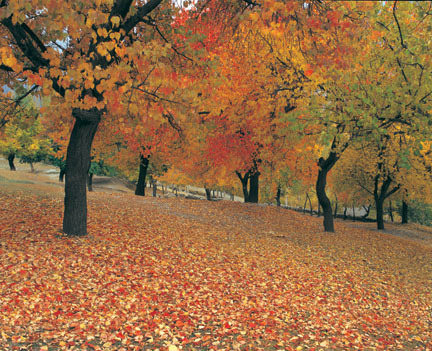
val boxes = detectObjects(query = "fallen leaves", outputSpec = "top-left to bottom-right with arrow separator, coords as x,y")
0,179 -> 431,350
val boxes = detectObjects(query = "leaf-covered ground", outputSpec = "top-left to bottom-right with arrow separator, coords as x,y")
0,171 -> 431,350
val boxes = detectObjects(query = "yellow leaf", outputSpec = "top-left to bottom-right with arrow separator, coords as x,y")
110,32 -> 121,41
97,28 -> 108,38
168,345 -> 178,351
111,16 -> 120,27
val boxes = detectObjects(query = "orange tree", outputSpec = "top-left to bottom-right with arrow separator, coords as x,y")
0,0 -> 259,235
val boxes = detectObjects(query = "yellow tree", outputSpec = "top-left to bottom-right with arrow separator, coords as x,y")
0,0 -> 187,235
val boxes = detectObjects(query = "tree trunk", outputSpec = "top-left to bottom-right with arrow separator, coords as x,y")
63,109 -> 101,236
316,153 -> 338,232
152,179 -> 157,197
236,171 -> 250,203
343,208 -> 347,220
135,154 -> 149,196
204,187 -> 212,201
87,172 -> 93,192
376,196 -> 385,230
317,202 -> 321,217
361,205 -> 371,219
389,200 -> 394,222
401,200 -> 408,224
352,205 -> 355,221
8,153 -> 16,171
373,174 -> 399,230
30,162 -> 34,172
249,171 -> 259,203
59,167 -> 66,182
275,186 -> 281,207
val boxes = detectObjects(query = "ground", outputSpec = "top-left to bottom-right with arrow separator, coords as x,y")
0,160 -> 431,350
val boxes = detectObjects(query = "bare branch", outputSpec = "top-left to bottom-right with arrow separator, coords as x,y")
392,1 -> 407,49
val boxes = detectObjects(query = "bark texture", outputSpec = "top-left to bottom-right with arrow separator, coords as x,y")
63,109 -> 101,236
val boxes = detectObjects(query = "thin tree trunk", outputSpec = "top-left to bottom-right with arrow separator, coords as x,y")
7,153 -> 16,171
389,200 -> 394,222
352,205 -> 355,222
30,162 -> 34,172
152,179 -> 157,197
275,186 -> 281,207
204,187 -> 212,201
63,108 -> 101,236
135,154 -> 149,196
317,202 -> 321,217
343,208 -> 347,220
87,173 -> 93,192
59,167 -> 66,182
401,200 -> 408,224
361,205 -> 371,219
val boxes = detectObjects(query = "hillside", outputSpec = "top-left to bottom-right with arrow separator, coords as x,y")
0,165 -> 431,350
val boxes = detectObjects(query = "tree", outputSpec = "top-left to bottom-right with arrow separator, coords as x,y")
0,0 -> 179,235
0,98 -> 51,172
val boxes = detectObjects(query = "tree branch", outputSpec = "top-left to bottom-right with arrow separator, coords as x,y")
392,1 -> 407,49
121,0 -> 163,35
110,0 -> 134,19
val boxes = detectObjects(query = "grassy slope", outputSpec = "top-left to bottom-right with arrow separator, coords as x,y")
0,169 -> 431,351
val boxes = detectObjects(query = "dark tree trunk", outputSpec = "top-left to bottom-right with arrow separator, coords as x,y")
317,202 -> 321,217
63,109 -> 101,236
8,153 -> 16,171
389,200 -> 394,222
343,208 -> 347,220
29,162 -> 34,172
249,171 -> 259,203
59,167 -> 66,182
135,154 -> 149,196
87,172 -> 93,192
362,205 -> 371,219
352,205 -> 355,221
376,196 -> 385,230
152,179 -> 157,197
304,193 -> 313,215
236,171 -> 250,203
373,174 -> 400,230
275,186 -> 281,207
316,153 -> 338,232
401,200 -> 408,224
205,187 -> 212,201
